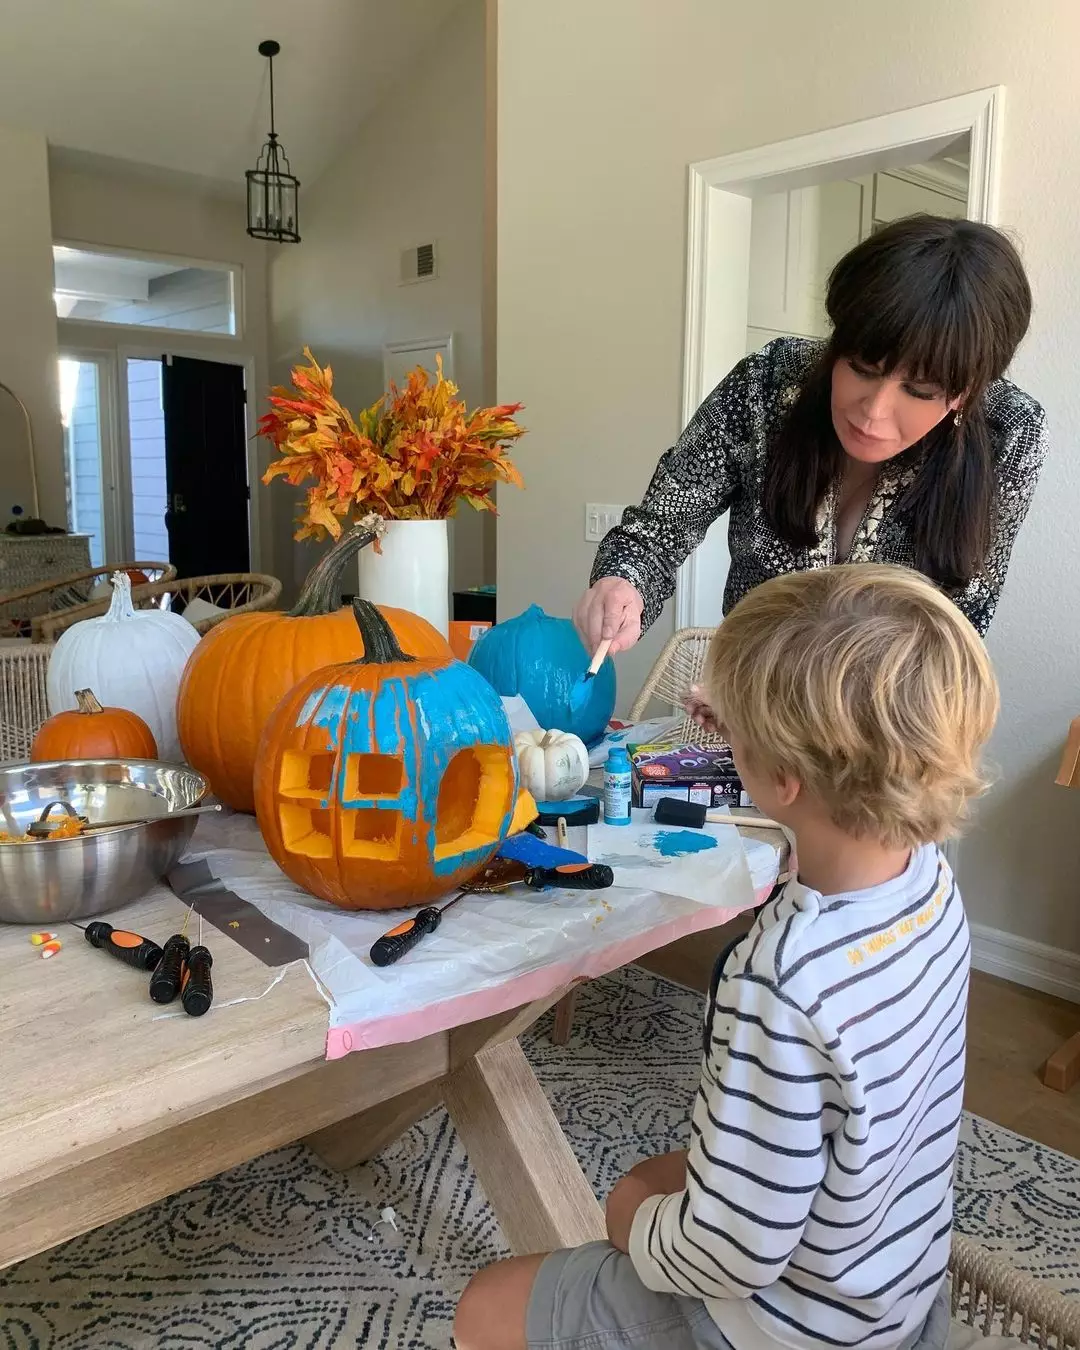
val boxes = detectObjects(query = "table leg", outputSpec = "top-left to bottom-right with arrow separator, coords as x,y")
552,988 -> 580,1046
304,1081 -> 443,1170
1043,1030 -> 1080,1093
441,1038 -> 606,1254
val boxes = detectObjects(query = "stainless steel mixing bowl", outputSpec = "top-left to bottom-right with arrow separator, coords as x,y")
0,759 -> 209,924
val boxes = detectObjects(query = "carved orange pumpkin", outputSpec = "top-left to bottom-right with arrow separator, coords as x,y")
30,688 -> 158,762
254,599 -> 518,910
177,524 -> 452,813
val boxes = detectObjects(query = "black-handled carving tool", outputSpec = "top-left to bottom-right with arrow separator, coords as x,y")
181,947 -> 214,1017
149,933 -> 189,1003
75,921 -> 164,972
369,859 -> 615,967
523,862 -> 613,890
149,904 -> 194,1004
369,890 -> 468,967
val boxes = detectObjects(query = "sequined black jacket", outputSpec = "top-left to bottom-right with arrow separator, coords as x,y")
591,337 -> 1047,637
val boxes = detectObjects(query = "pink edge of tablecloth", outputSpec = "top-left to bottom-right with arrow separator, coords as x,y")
324,882 -> 774,1059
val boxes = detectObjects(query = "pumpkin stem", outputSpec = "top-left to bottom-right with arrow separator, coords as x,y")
74,689 -> 104,716
289,521 -> 382,617
106,571 -> 136,622
351,599 -> 416,665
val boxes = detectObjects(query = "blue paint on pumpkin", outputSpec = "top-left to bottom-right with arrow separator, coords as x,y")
653,829 -> 717,858
296,655 -> 518,878
468,604 -> 616,746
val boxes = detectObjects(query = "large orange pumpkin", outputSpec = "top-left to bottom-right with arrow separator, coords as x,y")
31,688 -> 158,761
254,599 -> 518,910
177,525 -> 452,813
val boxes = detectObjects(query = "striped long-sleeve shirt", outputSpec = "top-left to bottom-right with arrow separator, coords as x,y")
629,843 -> 968,1349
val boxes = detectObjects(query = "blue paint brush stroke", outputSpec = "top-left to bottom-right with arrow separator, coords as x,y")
653,829 -> 717,858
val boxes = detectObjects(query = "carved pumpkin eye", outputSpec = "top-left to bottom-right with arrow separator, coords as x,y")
340,752 -> 405,861
344,753 -> 404,799
276,738 -> 337,858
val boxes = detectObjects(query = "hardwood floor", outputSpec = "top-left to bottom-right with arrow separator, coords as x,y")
637,920 -> 1080,1158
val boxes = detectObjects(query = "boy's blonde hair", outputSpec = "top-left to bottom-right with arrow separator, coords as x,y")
705,564 -> 999,848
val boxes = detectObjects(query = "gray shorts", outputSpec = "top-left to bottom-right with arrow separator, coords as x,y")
525,1241 -> 952,1350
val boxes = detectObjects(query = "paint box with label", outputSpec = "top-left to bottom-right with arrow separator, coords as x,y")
629,742 -> 751,810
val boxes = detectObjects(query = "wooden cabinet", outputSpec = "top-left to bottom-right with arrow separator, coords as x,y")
747,169 -> 967,354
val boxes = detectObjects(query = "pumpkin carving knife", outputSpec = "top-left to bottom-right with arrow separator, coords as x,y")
368,859 -> 614,967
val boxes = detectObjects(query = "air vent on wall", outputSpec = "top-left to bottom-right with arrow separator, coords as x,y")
400,241 -> 438,285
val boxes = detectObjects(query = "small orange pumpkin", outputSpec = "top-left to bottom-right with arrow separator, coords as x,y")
254,599 -> 518,910
177,524 -> 453,814
30,688 -> 158,762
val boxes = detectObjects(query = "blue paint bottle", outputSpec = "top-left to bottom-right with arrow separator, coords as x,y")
603,747 -> 632,826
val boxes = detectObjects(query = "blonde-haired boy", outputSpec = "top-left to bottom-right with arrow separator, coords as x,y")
456,564 -> 998,1350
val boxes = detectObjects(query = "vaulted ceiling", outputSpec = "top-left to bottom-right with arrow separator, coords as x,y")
0,0 -> 457,187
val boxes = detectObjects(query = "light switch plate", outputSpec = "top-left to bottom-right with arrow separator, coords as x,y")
584,503 -> 626,542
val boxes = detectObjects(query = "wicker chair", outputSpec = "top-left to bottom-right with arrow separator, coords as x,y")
0,639 -> 52,761
628,625 -> 722,744
948,1232 -> 1080,1345
0,563 -> 176,641
35,573 -> 283,642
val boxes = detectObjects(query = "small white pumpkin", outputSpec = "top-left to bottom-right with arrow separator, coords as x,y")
46,572 -> 201,762
513,728 -> 590,802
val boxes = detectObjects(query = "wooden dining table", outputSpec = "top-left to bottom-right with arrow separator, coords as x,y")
0,818 -> 782,1272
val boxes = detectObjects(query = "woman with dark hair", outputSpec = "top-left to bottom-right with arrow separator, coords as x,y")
575,215 -> 1046,661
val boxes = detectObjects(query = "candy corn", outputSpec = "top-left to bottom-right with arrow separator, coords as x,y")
40,939 -> 62,959
29,930 -> 57,946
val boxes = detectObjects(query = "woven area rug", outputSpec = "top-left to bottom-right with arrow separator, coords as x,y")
2,967 -> 1078,1348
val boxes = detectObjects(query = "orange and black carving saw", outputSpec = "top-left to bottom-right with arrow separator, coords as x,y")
369,857 -> 614,967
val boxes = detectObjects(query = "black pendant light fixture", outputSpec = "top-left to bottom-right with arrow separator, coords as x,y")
246,39 -> 301,243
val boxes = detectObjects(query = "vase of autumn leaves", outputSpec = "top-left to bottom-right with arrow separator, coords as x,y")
259,350 -> 525,635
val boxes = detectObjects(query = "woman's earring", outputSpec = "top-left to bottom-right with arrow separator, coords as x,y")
954,408 -> 964,427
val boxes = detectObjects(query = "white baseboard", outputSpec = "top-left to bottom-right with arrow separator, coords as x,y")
969,922 -> 1080,1005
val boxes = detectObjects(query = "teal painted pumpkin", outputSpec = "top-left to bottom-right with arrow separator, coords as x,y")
255,600 -> 519,910
468,604 -> 616,746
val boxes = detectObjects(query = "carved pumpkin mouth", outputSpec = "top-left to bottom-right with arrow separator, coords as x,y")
434,746 -> 515,862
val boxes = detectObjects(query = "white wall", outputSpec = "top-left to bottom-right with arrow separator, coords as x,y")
48,158 -> 275,577
0,128 -> 63,530
270,0 -> 491,599
496,0 -> 1080,961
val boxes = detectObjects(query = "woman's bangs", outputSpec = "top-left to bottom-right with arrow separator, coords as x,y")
832,269 -> 994,399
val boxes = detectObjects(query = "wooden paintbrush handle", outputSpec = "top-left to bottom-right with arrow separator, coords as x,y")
588,638 -> 613,676
718,812 -> 785,832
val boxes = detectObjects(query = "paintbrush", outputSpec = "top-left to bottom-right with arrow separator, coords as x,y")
569,638 -> 612,715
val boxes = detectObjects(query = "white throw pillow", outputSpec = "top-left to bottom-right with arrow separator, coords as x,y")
181,597 -> 226,628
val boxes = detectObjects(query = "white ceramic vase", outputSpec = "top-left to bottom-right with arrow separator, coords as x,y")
357,519 -> 450,637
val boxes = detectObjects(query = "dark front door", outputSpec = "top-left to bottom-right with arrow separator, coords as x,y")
161,355 -> 250,578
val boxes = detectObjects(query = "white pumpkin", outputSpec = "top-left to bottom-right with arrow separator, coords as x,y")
514,728 -> 590,802
46,572 -> 201,762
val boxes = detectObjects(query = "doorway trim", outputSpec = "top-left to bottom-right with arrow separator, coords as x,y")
674,87 -> 1003,630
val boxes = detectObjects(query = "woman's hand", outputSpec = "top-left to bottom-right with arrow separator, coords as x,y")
683,684 -> 722,737
574,578 -> 644,656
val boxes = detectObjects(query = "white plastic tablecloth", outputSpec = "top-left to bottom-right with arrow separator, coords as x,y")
180,810 -> 780,1059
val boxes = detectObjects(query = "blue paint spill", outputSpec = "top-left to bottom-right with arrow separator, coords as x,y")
654,829 -> 716,858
